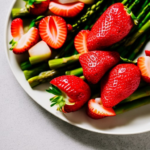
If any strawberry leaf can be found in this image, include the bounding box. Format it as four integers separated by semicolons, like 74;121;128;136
46;84;62;96
29;16;44;28
24;0;46;6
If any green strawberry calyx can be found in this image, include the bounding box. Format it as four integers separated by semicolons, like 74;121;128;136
24;0;47;9
9;39;18;50
46;84;75;111
29;16;45;28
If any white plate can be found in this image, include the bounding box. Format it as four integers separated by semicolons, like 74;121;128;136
5;0;150;135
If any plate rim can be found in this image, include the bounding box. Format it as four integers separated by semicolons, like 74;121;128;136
5;0;150;135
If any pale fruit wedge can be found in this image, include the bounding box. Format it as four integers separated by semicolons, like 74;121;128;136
29;41;52;64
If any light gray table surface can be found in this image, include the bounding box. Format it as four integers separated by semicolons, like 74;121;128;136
1;0;150;150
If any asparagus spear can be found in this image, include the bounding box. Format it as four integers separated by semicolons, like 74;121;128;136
128;34;148;60
11;8;31;19
23;63;49;80
121;85;150;104
49;54;80;70
28;69;64;88
66;67;83;76
114;97;150;115
124;20;150;47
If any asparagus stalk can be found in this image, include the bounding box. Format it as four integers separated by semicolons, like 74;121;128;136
49;54;80;70
71;0;104;30
114;97;150;115
66;67;83;76
23;63;49;80
128;34;148;60
124;20;150;47
28;69;65;88
11;8;31;19
121;85;150;104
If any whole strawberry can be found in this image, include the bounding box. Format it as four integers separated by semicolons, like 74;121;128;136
24;0;50;16
47;75;91;113
101;64;141;108
87;3;134;51
79;51;120;84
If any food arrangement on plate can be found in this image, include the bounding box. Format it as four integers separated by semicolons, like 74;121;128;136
9;0;150;120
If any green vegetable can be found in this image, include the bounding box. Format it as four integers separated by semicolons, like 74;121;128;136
121;85;150;104
49;54;80;70
23;63;49;80
114;97;150;115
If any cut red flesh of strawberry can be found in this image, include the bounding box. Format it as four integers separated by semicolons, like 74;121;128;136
145;50;150;56
39;16;67;49
11;18;24;41
13;27;39;54
49;2;84;17
74;30;90;54
87;98;116;119
138;56;150;83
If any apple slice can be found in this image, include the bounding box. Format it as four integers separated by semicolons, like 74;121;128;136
29;41;52;64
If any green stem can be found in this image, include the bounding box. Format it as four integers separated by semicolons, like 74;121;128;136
23;63;49;80
137;3;150;20
11;8;30;19
121;85;150;104
128;34;148;60
122;0;128;5
28;69;65;88
49;54;80;70
72;0;104;30
138;12;150;29
124;20;150;47
66;67;83;76
114;97;150;115
128;0;140;13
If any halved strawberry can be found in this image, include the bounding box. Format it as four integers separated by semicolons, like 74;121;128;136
145;50;150;56
49;1;84;17
74;30;90;54
12;27;39;54
137;56;150;83
87;98;116;119
11;18;24;41
39;16;67;49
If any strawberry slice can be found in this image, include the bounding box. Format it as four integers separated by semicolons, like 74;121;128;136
137;56;150;83
49;1;84;17
39;16;67;49
11;27;39;54
11;18;24;41
74;30;90;54
145;50;150;56
87;98;116;119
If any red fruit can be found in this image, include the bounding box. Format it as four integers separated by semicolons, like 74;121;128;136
137;56;150;83
101;64;141;108
39;16;67;49
79;51;120;84
145;50;150;56
87;98;116;119
67;24;73;31
87;3;134;51
49;75;91;113
11;18;24;41
12;27;39;54
29;0;50;16
49;1;84;17
74;30;90;54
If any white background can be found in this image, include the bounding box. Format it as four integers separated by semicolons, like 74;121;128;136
1;0;150;149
